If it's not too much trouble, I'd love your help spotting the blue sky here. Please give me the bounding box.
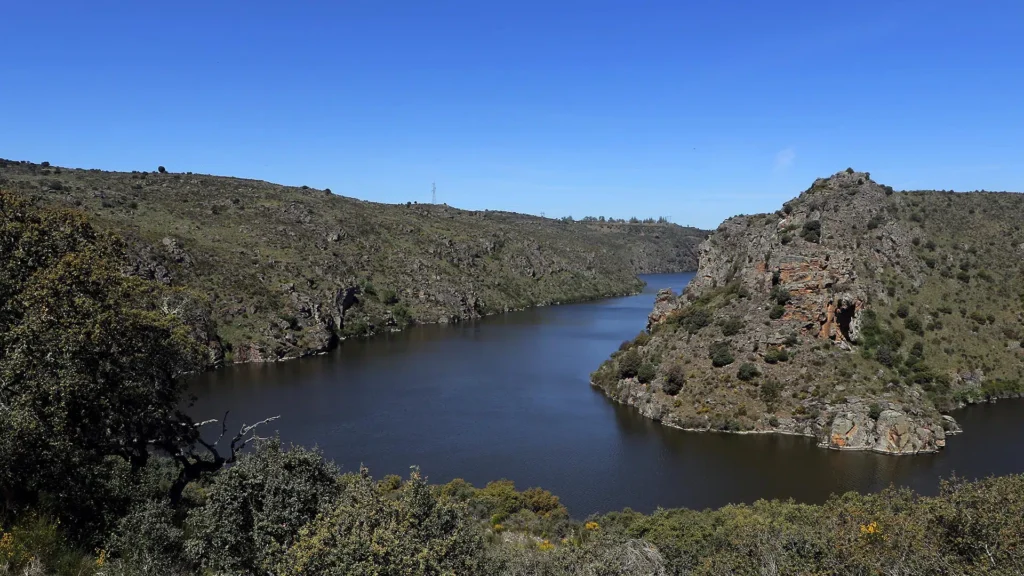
[2,1,1021,229]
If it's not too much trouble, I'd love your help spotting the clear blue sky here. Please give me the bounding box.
[2,1,1021,229]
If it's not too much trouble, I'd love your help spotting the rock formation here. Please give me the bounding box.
[592,169,1024,454]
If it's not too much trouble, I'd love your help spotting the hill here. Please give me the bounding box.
[0,159,705,364]
[591,169,1024,454]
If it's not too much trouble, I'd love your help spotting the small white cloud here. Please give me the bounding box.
[774,148,796,171]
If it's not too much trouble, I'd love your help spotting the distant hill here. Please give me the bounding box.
[591,169,1024,454]
[0,159,705,364]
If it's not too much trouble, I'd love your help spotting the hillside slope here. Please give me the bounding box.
[0,159,705,364]
[592,169,1024,454]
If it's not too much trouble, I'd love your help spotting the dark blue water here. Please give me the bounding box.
[189,273,1024,515]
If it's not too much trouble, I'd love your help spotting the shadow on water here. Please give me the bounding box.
[188,273,1024,516]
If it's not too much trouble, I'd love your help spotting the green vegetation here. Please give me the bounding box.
[637,362,657,384]
[661,362,686,395]
[0,159,705,364]
[594,170,1024,444]
[763,347,789,364]
[4,175,1024,576]
[736,362,759,381]
[708,341,735,367]
[617,348,642,379]
[800,219,821,243]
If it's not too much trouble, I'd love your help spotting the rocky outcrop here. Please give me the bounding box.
[826,408,945,454]
[591,169,1024,455]
[647,289,680,331]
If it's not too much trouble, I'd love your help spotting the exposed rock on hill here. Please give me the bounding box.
[592,169,1024,454]
[0,159,705,364]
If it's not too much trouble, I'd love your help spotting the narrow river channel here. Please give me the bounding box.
[189,273,1024,515]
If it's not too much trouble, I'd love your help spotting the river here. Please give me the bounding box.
[188,273,1024,516]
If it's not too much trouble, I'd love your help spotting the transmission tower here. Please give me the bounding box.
[432,182,436,204]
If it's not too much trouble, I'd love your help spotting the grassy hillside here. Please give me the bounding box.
[0,159,704,364]
[4,169,1022,576]
[592,169,1024,453]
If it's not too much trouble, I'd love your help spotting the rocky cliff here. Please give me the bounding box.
[0,159,705,365]
[592,169,1024,454]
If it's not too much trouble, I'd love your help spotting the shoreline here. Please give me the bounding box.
[211,272,693,369]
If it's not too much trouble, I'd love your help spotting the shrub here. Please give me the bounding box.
[618,348,642,379]
[637,362,656,384]
[770,286,791,305]
[763,348,788,364]
[769,304,785,320]
[875,345,896,367]
[109,499,188,575]
[867,215,884,230]
[275,468,484,576]
[904,316,923,335]
[379,288,399,304]
[896,303,910,318]
[720,317,743,336]
[736,363,759,381]
[391,303,412,327]
[157,166,167,173]
[184,439,343,574]
[662,363,685,395]
[868,403,883,420]
[708,342,734,367]
[801,220,822,243]
[760,379,783,408]
[677,306,713,334]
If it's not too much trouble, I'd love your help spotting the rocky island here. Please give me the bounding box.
[592,169,1024,454]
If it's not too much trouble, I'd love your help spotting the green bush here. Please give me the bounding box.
[770,286,791,305]
[184,440,342,575]
[720,317,743,336]
[276,468,484,576]
[379,288,399,304]
[109,499,188,575]
[708,342,735,367]
[637,362,656,384]
[662,363,685,395]
[618,348,642,379]
[875,345,896,367]
[904,316,923,335]
[801,220,821,243]
[759,379,783,408]
[868,403,883,420]
[896,303,910,318]
[763,348,788,364]
[769,304,786,320]
[674,306,712,334]
[736,363,759,381]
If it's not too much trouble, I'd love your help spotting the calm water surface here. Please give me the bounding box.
[189,273,1024,515]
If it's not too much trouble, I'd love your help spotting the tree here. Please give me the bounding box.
[157,166,167,174]
[0,191,234,537]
